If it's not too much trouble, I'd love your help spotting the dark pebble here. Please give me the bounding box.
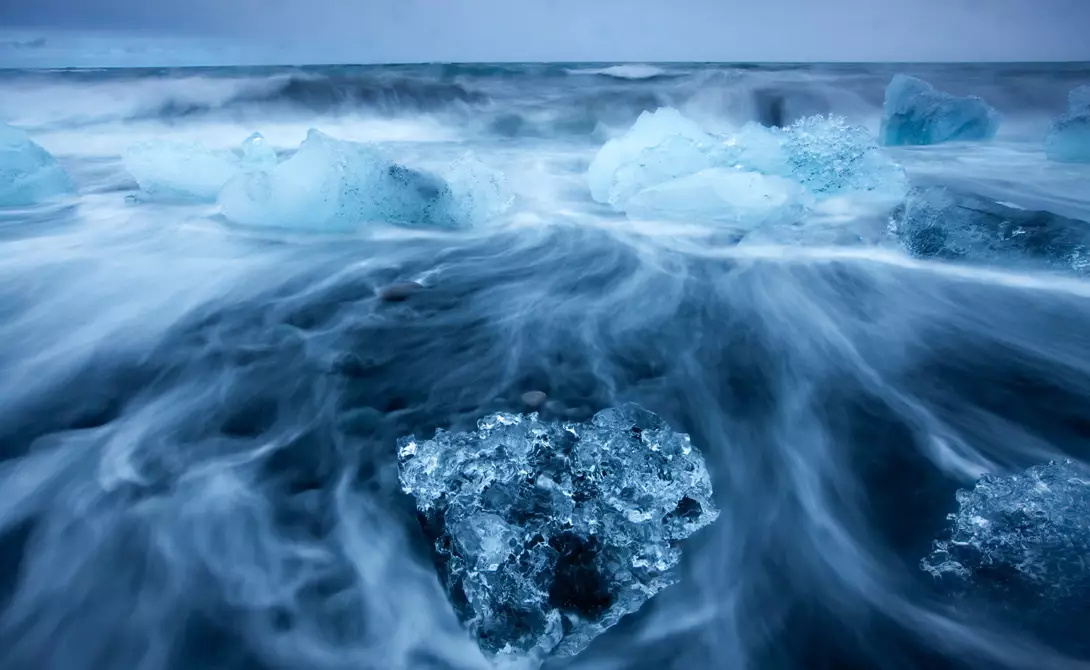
[377,282,423,302]
[521,391,547,409]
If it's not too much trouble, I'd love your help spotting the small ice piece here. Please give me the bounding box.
[880,75,999,146]
[1044,85,1090,164]
[625,168,810,229]
[219,130,510,231]
[398,404,719,663]
[781,116,907,199]
[0,122,74,206]
[890,186,1090,274]
[124,132,276,202]
[586,107,719,207]
[922,460,1090,603]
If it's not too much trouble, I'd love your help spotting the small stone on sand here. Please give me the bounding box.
[520,390,547,408]
[377,281,423,302]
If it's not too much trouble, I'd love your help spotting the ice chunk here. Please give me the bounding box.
[880,75,999,146]
[782,116,907,199]
[625,168,810,229]
[923,460,1090,607]
[219,130,511,231]
[586,107,719,207]
[890,186,1090,274]
[124,132,277,202]
[398,404,719,663]
[1044,85,1090,164]
[0,122,73,206]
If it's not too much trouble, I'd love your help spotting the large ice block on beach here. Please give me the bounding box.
[0,122,73,206]
[625,168,810,228]
[219,130,511,231]
[124,132,277,202]
[586,107,720,207]
[880,75,999,146]
[890,186,1090,274]
[782,115,907,199]
[398,404,719,663]
[1044,85,1090,164]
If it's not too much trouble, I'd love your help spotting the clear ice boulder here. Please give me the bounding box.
[1044,85,1090,164]
[0,122,74,206]
[397,404,719,664]
[880,75,999,146]
[123,132,277,202]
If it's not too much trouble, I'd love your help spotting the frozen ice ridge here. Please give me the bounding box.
[124,132,277,202]
[586,107,905,229]
[922,460,1090,601]
[219,129,512,230]
[397,404,719,663]
[880,75,999,146]
[0,122,73,206]
[1044,85,1090,163]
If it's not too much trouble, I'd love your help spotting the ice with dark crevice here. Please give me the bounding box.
[397,404,719,664]
[922,460,1090,602]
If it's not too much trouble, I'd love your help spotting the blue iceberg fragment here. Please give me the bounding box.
[124,132,277,202]
[1044,85,1090,164]
[219,129,512,231]
[880,75,999,146]
[923,459,1090,605]
[0,122,73,206]
[586,108,905,227]
[890,186,1090,274]
[397,404,719,663]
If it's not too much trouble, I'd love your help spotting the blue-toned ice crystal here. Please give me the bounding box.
[880,74,999,146]
[922,460,1090,600]
[397,404,719,663]
[1044,85,1090,164]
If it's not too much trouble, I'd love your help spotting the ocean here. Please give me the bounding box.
[1,62,1090,670]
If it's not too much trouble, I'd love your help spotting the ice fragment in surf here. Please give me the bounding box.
[586,108,905,225]
[880,74,999,146]
[219,130,511,231]
[625,168,810,229]
[890,186,1090,274]
[923,460,1090,612]
[398,404,719,662]
[123,132,277,202]
[0,122,73,206]
[1044,85,1090,164]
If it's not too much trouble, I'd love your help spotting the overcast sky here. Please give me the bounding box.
[1,0,1088,64]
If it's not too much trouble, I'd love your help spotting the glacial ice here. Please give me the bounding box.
[219,129,512,230]
[1044,85,1090,163]
[586,108,906,226]
[880,75,999,146]
[922,460,1090,604]
[890,186,1090,274]
[0,122,74,206]
[397,404,719,662]
[625,168,811,229]
[123,132,277,202]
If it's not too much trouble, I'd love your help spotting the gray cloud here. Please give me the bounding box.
[1,0,1087,62]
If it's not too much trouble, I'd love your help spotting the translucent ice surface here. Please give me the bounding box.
[1044,85,1090,164]
[0,122,73,206]
[890,186,1090,274]
[219,130,511,231]
[124,132,277,202]
[587,108,905,225]
[880,75,1000,146]
[625,168,810,229]
[397,404,719,663]
[922,460,1090,601]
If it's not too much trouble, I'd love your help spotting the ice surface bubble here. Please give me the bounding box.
[922,460,1090,604]
[890,186,1090,274]
[219,129,511,231]
[625,168,811,229]
[880,74,999,146]
[397,404,719,663]
[0,122,74,206]
[1044,85,1090,164]
[124,132,277,202]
